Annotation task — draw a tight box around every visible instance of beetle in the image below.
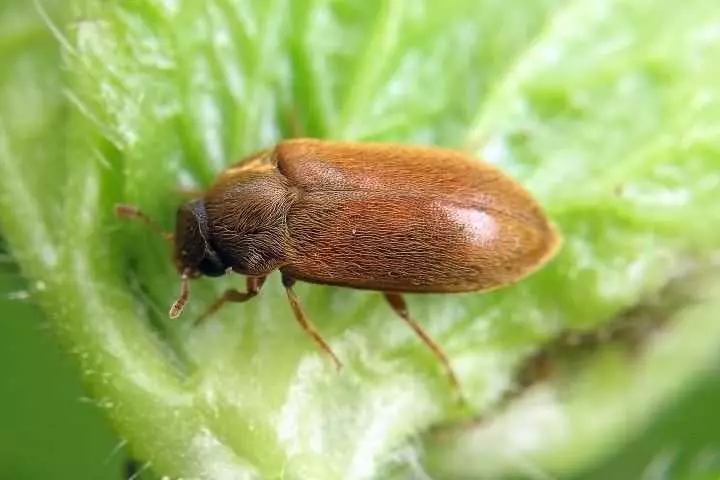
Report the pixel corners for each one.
[116,138,561,392]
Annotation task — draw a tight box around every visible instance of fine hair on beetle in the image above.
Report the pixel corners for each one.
[116,138,561,397]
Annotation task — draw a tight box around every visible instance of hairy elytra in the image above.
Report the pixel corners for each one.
[116,138,561,395]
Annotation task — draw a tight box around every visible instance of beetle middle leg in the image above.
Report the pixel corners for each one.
[383,293,460,392]
[281,273,342,370]
[196,276,267,324]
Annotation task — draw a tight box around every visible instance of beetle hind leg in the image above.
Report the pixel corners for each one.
[383,293,461,394]
[281,273,342,370]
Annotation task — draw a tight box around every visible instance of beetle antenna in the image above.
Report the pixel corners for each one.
[169,269,191,319]
[114,203,174,242]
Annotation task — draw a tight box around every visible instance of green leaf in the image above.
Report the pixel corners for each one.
[1,0,719,478]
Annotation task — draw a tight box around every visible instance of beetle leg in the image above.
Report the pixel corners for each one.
[383,293,460,392]
[281,273,342,370]
[196,276,267,325]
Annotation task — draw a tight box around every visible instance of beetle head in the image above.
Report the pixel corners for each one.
[114,200,227,319]
[170,199,227,318]
[174,199,228,277]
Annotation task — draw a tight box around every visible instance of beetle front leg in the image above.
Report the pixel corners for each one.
[281,273,342,370]
[196,276,267,325]
[383,293,461,395]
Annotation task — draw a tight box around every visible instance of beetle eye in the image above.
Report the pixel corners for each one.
[198,252,226,277]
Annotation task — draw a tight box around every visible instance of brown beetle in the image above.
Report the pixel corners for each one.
[117,138,561,392]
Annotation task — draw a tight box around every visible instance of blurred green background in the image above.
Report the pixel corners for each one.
[2,0,720,478]
[0,258,126,479]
